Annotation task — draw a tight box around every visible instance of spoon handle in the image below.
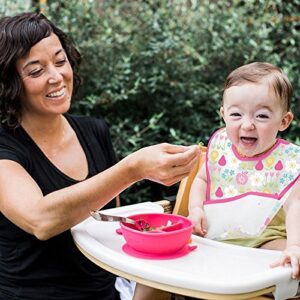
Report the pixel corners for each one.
[90,210,136,225]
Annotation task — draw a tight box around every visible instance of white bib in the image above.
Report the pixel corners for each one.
[204,128,300,240]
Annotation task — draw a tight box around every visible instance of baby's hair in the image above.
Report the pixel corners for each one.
[223,62,292,112]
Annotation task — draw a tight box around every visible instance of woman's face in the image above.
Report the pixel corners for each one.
[16,33,73,120]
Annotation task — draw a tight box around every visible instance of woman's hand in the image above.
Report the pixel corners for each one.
[188,206,207,236]
[270,245,300,279]
[128,143,201,186]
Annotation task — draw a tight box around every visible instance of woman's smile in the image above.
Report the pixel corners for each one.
[46,87,65,99]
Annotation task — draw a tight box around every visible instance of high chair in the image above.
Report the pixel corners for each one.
[72,147,298,300]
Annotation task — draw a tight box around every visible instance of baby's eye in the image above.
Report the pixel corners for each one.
[257,114,269,119]
[230,113,241,117]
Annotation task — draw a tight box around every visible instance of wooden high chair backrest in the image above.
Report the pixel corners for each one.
[173,146,207,216]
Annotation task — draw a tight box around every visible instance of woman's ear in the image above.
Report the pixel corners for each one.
[279,111,294,132]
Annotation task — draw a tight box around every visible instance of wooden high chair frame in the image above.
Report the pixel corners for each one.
[161,146,274,300]
[172,146,207,217]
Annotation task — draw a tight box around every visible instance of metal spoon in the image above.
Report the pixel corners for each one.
[90,210,149,231]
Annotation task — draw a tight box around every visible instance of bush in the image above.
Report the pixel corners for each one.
[3,0,300,204]
[47,0,300,204]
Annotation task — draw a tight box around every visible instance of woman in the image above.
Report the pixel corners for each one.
[0,12,200,300]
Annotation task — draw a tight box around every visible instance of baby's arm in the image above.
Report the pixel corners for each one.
[188,164,208,236]
[271,178,300,279]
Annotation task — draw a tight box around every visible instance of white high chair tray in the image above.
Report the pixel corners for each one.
[71,202,298,300]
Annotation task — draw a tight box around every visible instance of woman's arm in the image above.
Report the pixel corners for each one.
[0,143,200,240]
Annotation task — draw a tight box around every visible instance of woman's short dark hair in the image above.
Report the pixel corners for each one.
[0,12,82,128]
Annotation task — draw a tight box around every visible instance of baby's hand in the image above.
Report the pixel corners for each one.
[188,206,207,236]
[270,245,300,279]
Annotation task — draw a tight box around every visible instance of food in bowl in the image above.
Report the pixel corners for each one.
[120,213,193,254]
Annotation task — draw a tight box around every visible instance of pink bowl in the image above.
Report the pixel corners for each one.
[120,213,193,255]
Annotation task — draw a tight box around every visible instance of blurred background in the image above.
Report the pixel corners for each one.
[1,0,299,205]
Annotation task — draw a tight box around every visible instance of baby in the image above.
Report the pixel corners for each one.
[189,62,300,279]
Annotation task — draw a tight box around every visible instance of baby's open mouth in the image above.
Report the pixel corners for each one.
[240,137,257,144]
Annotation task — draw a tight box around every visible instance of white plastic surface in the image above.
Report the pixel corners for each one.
[71,202,299,299]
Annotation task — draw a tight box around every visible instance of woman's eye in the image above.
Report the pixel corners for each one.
[56,59,66,66]
[29,69,43,77]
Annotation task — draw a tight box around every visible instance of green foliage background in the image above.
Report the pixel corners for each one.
[2,0,300,204]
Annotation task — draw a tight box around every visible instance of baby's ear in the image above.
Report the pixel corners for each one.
[220,107,224,119]
[279,111,294,132]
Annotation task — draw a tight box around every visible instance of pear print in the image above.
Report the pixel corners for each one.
[218,155,226,166]
[275,160,283,171]
[215,187,223,197]
[255,160,264,171]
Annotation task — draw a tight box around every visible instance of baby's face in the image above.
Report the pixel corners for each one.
[221,82,293,157]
